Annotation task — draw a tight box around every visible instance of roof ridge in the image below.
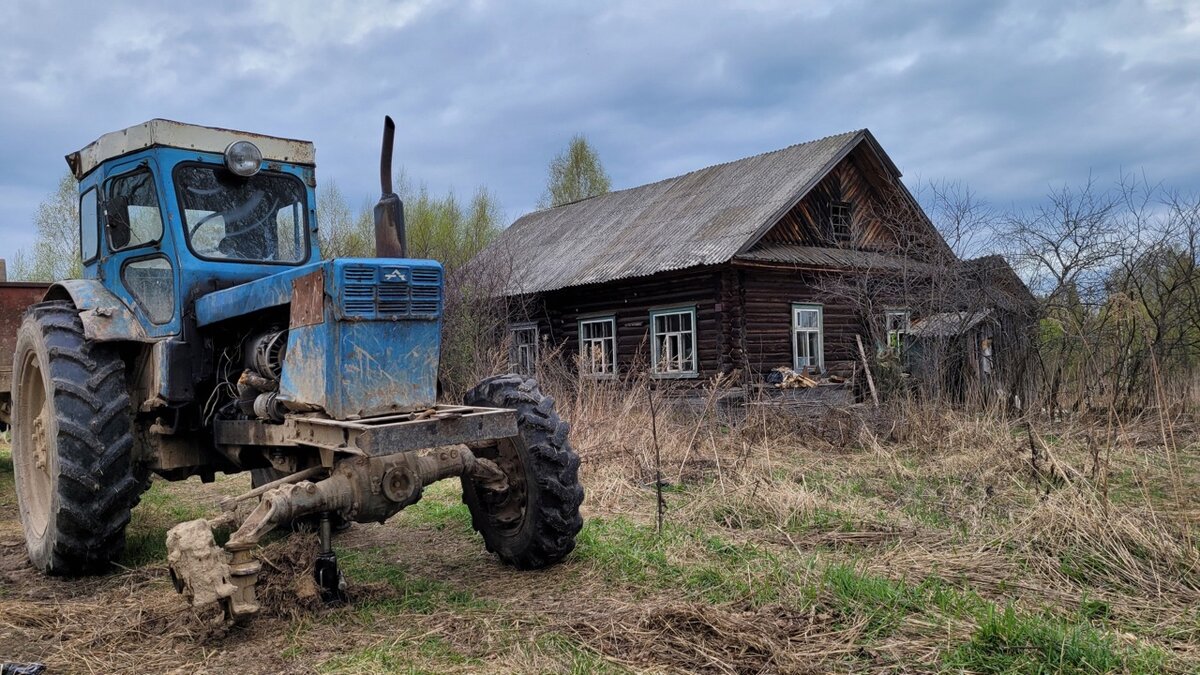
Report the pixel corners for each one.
[517,129,866,221]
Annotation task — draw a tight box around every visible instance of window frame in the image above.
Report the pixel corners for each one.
[172,161,312,267]
[884,309,911,353]
[120,253,176,325]
[509,322,538,375]
[830,200,851,244]
[791,303,824,371]
[104,166,165,254]
[649,305,698,378]
[79,187,99,263]
[578,315,617,379]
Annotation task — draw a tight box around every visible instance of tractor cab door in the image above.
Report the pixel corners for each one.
[98,157,181,337]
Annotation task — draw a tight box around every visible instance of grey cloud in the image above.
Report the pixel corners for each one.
[1,0,1198,264]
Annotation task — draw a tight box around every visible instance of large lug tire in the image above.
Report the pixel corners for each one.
[461,374,584,569]
[10,301,144,575]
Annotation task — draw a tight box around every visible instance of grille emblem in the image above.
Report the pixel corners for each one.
[384,269,407,283]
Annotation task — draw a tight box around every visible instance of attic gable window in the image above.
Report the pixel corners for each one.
[830,201,851,244]
[509,323,538,374]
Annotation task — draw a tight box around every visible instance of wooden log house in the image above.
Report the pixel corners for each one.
[479,129,1035,396]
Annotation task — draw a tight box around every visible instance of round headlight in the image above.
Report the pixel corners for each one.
[224,141,262,177]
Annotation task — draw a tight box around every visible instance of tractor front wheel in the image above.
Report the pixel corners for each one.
[461,375,584,569]
[10,301,144,574]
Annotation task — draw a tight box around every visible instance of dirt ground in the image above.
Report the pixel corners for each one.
[0,401,1197,673]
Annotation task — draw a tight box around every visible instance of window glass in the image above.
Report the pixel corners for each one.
[830,201,851,244]
[123,257,175,324]
[80,188,98,261]
[176,165,307,263]
[793,305,823,370]
[107,170,163,251]
[651,308,697,376]
[580,317,616,376]
[885,310,911,352]
[510,324,538,374]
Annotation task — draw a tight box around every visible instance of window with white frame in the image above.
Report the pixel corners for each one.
[509,323,538,374]
[650,307,697,376]
[579,316,616,377]
[792,304,823,370]
[884,310,911,352]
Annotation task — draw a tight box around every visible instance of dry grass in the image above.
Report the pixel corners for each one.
[0,375,1197,673]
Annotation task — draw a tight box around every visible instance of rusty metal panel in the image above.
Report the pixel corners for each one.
[479,130,868,295]
[289,269,325,329]
[213,406,518,457]
[0,283,51,394]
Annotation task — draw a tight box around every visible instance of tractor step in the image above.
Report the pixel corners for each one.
[214,404,518,457]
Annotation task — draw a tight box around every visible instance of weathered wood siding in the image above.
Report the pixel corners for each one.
[518,264,872,380]
[735,268,862,377]
[528,268,725,378]
[760,143,918,253]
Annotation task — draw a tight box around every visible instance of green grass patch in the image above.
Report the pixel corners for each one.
[821,565,1167,672]
[318,634,479,674]
[711,502,863,535]
[338,547,488,617]
[0,445,14,508]
[575,516,790,605]
[121,479,214,566]
[533,633,626,674]
[824,564,984,637]
[389,481,475,534]
[944,604,1167,674]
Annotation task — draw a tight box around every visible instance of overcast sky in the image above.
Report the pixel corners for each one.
[1,0,1197,264]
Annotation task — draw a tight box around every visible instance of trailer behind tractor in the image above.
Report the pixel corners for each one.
[0,118,584,619]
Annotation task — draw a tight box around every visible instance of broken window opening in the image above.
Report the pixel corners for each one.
[885,309,911,353]
[830,201,851,244]
[509,323,538,375]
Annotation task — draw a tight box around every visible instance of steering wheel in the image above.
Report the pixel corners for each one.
[187,193,280,255]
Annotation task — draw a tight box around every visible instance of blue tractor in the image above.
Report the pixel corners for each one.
[0,118,584,618]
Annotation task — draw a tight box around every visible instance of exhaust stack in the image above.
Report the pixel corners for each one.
[373,115,407,258]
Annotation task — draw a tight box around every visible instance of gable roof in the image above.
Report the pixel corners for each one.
[964,255,1039,311]
[485,129,899,295]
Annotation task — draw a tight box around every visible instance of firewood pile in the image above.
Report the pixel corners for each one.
[770,366,819,389]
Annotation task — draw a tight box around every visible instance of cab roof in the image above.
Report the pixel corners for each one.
[65,119,316,180]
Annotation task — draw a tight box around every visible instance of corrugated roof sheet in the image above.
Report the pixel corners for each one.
[734,243,942,274]
[485,130,868,295]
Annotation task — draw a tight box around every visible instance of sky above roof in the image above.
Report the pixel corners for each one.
[1,0,1197,265]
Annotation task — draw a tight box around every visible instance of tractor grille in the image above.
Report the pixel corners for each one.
[339,263,442,319]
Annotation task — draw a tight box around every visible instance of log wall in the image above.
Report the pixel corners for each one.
[529,268,725,379]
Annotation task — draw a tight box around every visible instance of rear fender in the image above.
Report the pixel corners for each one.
[44,280,154,343]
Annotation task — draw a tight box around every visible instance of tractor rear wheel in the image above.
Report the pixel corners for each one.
[461,375,584,569]
[10,301,144,574]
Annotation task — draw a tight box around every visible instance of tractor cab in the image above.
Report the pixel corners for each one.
[67,120,322,337]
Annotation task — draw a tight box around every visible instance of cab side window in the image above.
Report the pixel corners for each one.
[106,169,163,251]
[80,188,99,262]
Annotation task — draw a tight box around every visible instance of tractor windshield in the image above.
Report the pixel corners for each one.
[175,165,308,264]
